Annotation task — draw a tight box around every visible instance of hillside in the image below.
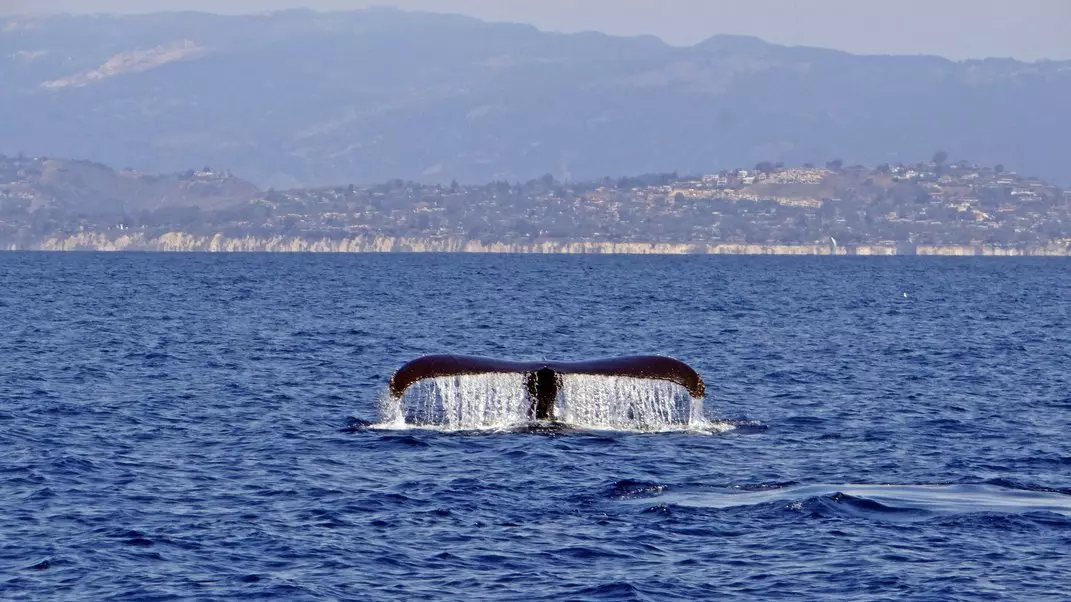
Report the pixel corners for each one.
[3,153,1069,254]
[0,155,257,232]
[2,9,1070,187]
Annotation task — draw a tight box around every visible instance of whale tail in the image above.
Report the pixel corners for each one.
[389,355,705,421]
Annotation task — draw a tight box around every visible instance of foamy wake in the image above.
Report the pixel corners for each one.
[375,373,731,433]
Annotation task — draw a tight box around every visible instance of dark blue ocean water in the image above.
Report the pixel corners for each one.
[1,253,1070,601]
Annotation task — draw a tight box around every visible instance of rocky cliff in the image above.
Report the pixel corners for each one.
[23,232,1071,256]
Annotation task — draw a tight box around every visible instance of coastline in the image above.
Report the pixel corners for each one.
[5,232,1071,256]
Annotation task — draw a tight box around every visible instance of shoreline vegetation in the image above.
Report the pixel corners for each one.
[14,233,1071,256]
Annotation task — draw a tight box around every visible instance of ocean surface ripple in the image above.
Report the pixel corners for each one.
[1,254,1069,600]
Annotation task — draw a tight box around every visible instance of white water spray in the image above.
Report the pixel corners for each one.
[380,373,531,430]
[557,374,703,430]
[379,373,709,432]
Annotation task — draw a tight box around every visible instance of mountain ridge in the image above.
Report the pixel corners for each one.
[2,9,1069,187]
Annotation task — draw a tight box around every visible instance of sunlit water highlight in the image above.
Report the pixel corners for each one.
[379,373,713,432]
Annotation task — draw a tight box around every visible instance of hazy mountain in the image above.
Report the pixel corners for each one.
[2,8,1069,187]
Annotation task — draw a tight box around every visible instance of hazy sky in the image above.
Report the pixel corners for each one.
[4,0,1070,61]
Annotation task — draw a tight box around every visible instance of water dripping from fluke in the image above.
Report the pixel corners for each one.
[375,355,731,433]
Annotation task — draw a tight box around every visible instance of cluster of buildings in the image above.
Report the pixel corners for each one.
[249,161,1069,249]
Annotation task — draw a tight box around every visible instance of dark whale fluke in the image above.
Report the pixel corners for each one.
[389,355,705,421]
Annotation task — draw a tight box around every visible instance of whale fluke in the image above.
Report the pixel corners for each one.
[389,355,705,421]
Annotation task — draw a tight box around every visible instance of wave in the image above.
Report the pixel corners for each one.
[613,481,1071,519]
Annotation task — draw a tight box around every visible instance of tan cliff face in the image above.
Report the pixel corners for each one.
[20,232,1071,256]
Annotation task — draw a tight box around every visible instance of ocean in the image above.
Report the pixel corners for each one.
[1,253,1069,600]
